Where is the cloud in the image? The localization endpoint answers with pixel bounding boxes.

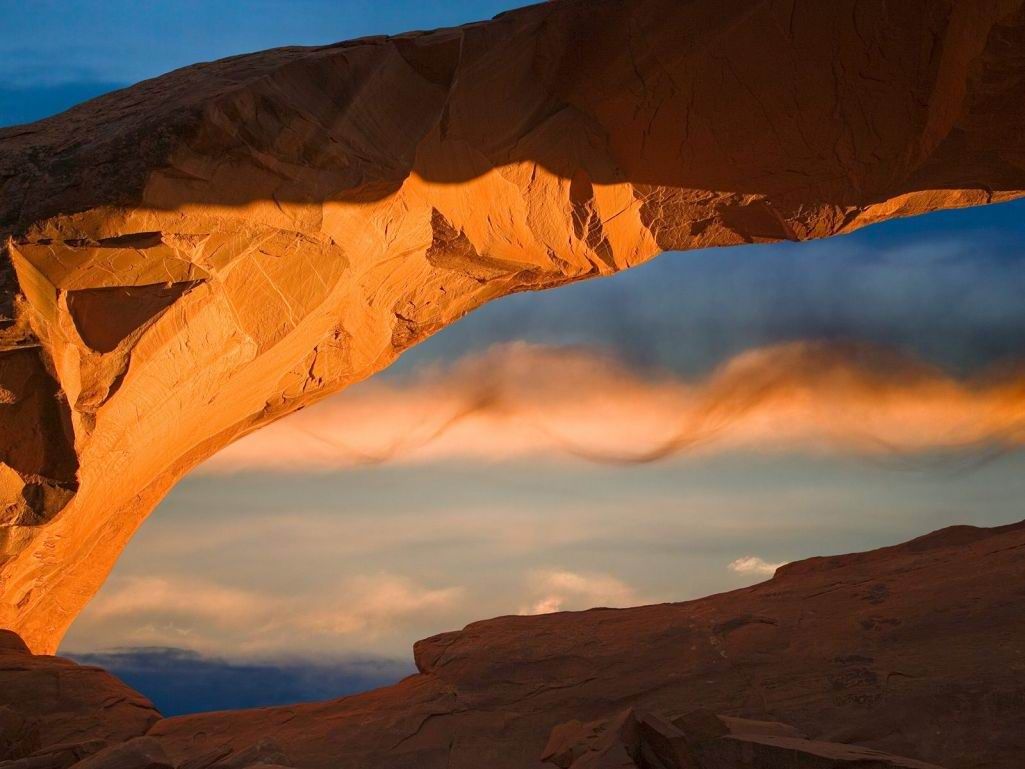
[201,341,1025,473]
[71,572,466,658]
[520,569,641,615]
[87,576,270,626]
[297,575,464,638]
[728,556,786,576]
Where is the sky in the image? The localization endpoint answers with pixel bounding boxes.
[5,1,1025,717]
[0,0,517,125]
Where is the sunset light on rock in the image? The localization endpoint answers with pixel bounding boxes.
[2,2,1024,767]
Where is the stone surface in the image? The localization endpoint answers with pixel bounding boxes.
[69,738,172,769]
[540,708,946,768]
[0,521,1021,768]
[0,631,159,763]
[138,520,1024,769]
[2,0,1025,654]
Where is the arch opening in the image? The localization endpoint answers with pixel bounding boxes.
[57,199,1025,715]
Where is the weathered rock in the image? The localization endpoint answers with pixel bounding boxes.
[205,740,290,769]
[540,708,946,768]
[684,711,946,769]
[0,521,1021,768]
[0,631,160,758]
[173,739,291,769]
[2,0,1025,654]
[68,738,172,769]
[0,708,41,762]
[700,733,945,769]
[0,741,105,769]
[135,520,1025,769]
[541,709,690,769]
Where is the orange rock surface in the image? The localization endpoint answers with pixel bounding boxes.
[2,0,1025,653]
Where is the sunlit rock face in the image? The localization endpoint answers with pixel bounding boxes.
[1,0,1024,653]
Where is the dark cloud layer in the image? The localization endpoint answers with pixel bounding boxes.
[68,647,413,716]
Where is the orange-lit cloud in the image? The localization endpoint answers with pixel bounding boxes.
[201,341,1025,473]
[78,572,466,658]
[519,570,642,615]
[728,556,787,577]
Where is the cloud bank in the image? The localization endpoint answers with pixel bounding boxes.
[203,341,1025,473]
[74,573,465,659]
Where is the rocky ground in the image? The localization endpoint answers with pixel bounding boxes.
[2,518,1023,769]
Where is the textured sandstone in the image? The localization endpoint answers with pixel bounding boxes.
[65,738,172,769]
[0,521,1021,769]
[0,631,159,764]
[540,708,945,768]
[2,0,1025,653]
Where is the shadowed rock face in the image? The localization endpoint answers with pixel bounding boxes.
[539,708,945,768]
[2,0,1025,653]
[0,630,160,765]
[0,521,1022,768]
[134,520,1025,768]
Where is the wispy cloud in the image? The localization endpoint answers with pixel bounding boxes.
[728,556,786,577]
[520,569,642,615]
[297,575,464,638]
[88,576,270,626]
[70,567,648,657]
[202,341,1025,474]
[74,572,466,658]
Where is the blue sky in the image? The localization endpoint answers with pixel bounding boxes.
[5,1,1025,716]
[0,0,518,125]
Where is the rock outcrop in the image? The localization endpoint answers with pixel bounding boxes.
[540,708,944,768]
[139,519,1025,769]
[0,520,1022,768]
[2,0,1025,653]
[0,630,159,766]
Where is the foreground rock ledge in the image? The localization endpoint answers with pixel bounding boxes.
[1,520,1023,768]
[2,0,1025,652]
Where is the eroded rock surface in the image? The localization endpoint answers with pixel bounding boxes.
[0,630,159,765]
[540,708,945,768]
[0,521,1022,769]
[2,0,1025,653]
[143,520,1025,769]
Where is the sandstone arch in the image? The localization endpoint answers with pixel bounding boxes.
[1,0,1024,653]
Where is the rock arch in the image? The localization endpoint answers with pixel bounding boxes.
[1,0,1024,652]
